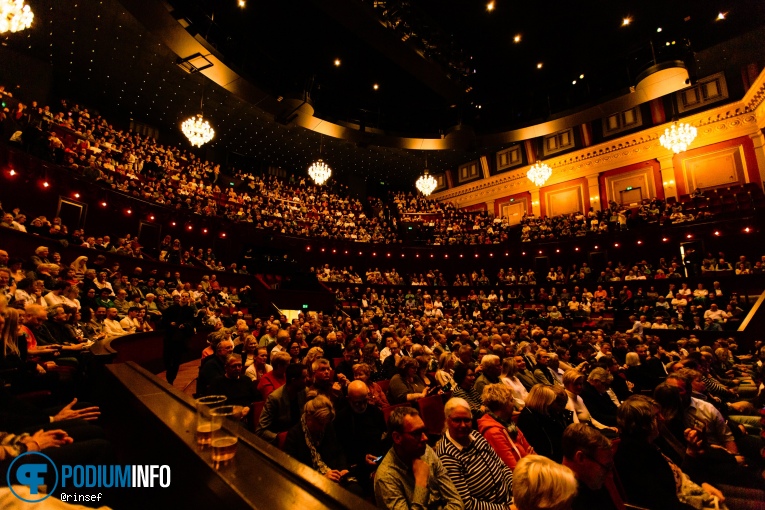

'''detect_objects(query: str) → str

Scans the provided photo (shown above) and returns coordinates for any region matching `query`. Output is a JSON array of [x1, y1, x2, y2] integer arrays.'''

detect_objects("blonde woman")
[[511, 455, 577, 510], [500, 356, 529, 408], [284, 395, 356, 488], [69, 256, 88, 280]]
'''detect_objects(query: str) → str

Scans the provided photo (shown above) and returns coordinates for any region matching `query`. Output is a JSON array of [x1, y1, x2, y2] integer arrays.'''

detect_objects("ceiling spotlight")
[[579, 74, 584, 79], [9, 169, 15, 176], [101, 202, 107, 207], [656, 27, 662, 32], [42, 181, 49, 188], [486, 1, 494, 12], [572, 80, 577, 85], [238, 0, 245, 7], [513, 34, 521, 43], [717, 12, 726, 20], [622, 17, 632, 26], [373, 83, 379, 90], [334, 58, 341, 67], [536, 62, 543, 69]]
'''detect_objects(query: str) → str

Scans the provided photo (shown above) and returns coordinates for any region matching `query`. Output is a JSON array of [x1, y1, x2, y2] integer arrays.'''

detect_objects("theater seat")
[[383, 403, 412, 425], [277, 430, 288, 450], [418, 393, 449, 436], [376, 379, 390, 396], [250, 401, 265, 431]]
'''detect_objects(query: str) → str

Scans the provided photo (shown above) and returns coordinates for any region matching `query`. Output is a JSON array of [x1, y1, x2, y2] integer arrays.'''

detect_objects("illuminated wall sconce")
[[662, 180, 675, 186]]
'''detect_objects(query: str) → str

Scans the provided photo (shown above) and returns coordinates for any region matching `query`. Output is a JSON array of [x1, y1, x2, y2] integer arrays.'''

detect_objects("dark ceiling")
[[171, 0, 765, 133], [2, 0, 764, 192]]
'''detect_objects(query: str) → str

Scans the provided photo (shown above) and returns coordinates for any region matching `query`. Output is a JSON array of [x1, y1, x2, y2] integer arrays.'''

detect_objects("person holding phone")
[[335, 381, 388, 496]]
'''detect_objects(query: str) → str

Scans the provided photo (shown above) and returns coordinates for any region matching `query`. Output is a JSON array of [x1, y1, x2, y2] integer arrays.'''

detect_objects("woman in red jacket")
[[477, 383, 534, 469]]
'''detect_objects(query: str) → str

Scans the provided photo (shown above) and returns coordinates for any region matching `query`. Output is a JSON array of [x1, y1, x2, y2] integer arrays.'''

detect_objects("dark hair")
[[388, 406, 420, 436], [561, 422, 611, 460], [452, 362, 474, 384], [53, 281, 71, 291], [285, 363, 307, 384], [617, 395, 658, 442], [653, 383, 683, 422]]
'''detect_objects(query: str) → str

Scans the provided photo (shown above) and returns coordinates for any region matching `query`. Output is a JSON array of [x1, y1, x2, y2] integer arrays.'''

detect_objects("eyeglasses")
[[584, 453, 614, 472]]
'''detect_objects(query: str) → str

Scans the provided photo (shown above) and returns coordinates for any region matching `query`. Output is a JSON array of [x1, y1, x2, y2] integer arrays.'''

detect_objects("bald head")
[[347, 380, 369, 399]]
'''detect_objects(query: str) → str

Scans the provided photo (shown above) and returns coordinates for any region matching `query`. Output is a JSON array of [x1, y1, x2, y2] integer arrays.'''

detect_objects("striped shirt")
[[434, 431, 513, 510]]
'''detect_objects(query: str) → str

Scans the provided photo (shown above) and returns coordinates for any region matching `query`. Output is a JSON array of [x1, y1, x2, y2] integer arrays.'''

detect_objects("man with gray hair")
[[435, 397, 513, 510], [374, 406, 462, 510], [581, 367, 620, 427], [474, 354, 501, 397]]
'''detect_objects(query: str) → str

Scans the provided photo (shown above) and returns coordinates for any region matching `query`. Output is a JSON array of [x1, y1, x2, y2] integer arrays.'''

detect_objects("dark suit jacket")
[[255, 385, 308, 444], [580, 381, 618, 426]]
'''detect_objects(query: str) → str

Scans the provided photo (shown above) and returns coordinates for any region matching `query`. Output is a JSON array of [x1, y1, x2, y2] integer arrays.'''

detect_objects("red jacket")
[[476, 413, 533, 469], [257, 371, 285, 400]]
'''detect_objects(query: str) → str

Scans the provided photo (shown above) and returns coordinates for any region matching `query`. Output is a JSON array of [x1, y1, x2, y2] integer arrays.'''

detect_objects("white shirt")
[[103, 319, 127, 339], [244, 363, 273, 381]]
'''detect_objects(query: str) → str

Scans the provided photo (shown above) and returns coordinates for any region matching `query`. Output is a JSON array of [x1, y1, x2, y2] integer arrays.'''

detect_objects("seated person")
[[255, 363, 309, 445], [335, 381, 388, 495], [284, 395, 361, 494], [477, 383, 534, 469], [374, 407, 462, 510], [510, 455, 577, 510], [562, 423, 619, 510], [208, 353, 262, 407], [435, 397, 513, 509]]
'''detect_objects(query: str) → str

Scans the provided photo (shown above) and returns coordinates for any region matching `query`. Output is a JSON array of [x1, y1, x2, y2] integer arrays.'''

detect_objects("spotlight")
[[74, 193, 80, 198], [9, 169, 15, 176], [43, 181, 49, 188], [127, 209, 132, 215]]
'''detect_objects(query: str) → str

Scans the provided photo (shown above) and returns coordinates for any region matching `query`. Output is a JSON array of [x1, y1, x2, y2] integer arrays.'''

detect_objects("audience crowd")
[[4, 86, 750, 253], [3, 86, 765, 510]]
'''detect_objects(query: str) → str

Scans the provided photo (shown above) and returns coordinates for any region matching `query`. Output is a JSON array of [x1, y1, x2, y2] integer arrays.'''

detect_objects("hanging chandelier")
[[659, 121, 697, 154], [0, 0, 33, 34], [416, 170, 437, 196], [308, 135, 332, 185], [527, 162, 552, 187], [181, 114, 215, 147], [308, 159, 332, 185]]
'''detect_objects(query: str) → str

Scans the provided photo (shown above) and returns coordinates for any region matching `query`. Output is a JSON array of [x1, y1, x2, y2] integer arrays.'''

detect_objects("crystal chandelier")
[[181, 114, 215, 147], [660, 121, 697, 154], [308, 158, 332, 185], [416, 170, 437, 196], [0, 0, 33, 34], [527, 162, 552, 187], [308, 135, 332, 185]]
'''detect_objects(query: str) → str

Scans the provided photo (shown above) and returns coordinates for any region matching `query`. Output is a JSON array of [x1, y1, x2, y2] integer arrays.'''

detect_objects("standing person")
[[161, 292, 195, 385], [374, 407, 463, 510]]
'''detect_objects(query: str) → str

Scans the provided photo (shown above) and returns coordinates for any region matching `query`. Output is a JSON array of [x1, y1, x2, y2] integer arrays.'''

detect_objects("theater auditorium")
[[1, 0, 765, 509]]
